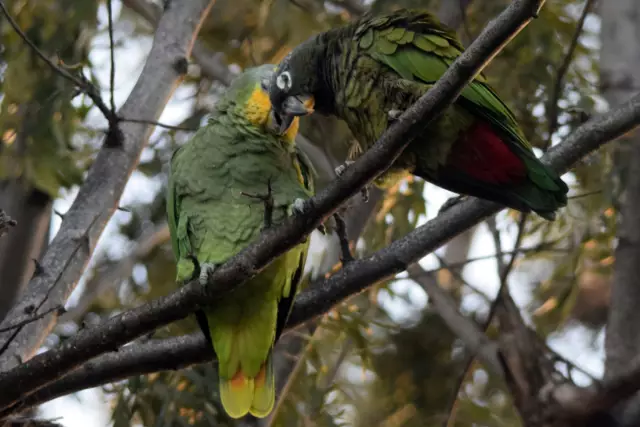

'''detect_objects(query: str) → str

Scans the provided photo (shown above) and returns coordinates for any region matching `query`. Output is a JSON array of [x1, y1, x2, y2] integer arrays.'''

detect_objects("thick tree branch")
[[0, 0, 630, 415], [122, 0, 236, 85], [0, 0, 214, 370], [5, 86, 640, 416]]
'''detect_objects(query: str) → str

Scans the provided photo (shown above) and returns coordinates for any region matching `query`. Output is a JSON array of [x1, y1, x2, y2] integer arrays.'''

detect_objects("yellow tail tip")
[[219, 364, 275, 419]]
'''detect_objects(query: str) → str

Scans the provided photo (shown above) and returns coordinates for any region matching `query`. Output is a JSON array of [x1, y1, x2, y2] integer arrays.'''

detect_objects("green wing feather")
[[355, 9, 567, 197]]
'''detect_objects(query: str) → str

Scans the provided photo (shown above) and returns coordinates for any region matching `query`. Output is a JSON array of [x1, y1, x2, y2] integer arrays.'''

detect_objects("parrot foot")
[[333, 211, 354, 264], [199, 263, 217, 286], [566, 107, 592, 125], [334, 160, 370, 203], [241, 179, 274, 230], [291, 198, 307, 216], [388, 109, 403, 122], [334, 160, 355, 177], [438, 195, 467, 215]]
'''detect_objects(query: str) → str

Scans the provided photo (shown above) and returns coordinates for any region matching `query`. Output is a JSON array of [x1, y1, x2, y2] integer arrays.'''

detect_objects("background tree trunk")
[[601, 0, 640, 424]]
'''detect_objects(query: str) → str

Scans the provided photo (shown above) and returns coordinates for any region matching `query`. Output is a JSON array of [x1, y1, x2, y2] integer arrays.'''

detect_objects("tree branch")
[[107, 0, 117, 114], [407, 264, 502, 374], [0, 0, 214, 371], [122, 0, 237, 86], [4, 81, 640, 417], [58, 223, 170, 324], [0, 0, 634, 415], [0, 0, 118, 125], [544, 0, 594, 148]]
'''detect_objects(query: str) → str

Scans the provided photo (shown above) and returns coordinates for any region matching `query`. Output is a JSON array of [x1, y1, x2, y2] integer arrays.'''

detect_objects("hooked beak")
[[269, 108, 297, 135], [282, 94, 315, 117], [270, 95, 314, 135]]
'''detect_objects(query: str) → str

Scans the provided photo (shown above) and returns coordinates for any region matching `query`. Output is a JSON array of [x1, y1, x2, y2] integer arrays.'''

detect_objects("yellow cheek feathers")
[[244, 84, 300, 143], [244, 85, 273, 126]]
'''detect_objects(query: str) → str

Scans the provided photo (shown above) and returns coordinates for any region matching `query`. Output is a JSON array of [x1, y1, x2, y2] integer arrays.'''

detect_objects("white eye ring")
[[276, 71, 292, 91]]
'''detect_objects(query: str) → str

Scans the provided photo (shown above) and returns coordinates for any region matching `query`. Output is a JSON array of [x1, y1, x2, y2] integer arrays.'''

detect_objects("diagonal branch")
[[0, 0, 117, 125], [0, 0, 214, 373], [107, 0, 117, 114], [544, 0, 595, 148]]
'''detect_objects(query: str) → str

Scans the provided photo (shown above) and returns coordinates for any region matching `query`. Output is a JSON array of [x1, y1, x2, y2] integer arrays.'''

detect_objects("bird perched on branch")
[[267, 8, 569, 220], [166, 65, 315, 419]]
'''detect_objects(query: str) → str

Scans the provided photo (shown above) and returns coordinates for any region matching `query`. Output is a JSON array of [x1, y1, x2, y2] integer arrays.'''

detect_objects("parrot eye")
[[276, 71, 292, 91]]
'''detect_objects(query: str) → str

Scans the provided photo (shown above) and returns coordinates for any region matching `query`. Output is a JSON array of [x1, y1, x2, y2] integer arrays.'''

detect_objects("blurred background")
[[0, 0, 621, 425]]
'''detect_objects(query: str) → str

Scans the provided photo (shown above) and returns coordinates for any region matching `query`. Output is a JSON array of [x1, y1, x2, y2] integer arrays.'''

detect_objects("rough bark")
[[601, 0, 640, 424], [0, 183, 51, 323], [0, 0, 215, 372]]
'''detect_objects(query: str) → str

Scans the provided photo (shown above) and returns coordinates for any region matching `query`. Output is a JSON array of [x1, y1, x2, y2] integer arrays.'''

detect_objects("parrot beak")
[[272, 110, 295, 135], [282, 95, 315, 117], [268, 109, 296, 135]]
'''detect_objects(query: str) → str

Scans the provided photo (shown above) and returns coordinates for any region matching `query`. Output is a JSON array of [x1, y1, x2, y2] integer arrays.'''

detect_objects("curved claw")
[[199, 263, 217, 286], [334, 160, 355, 177], [438, 195, 466, 215], [388, 109, 403, 122], [291, 198, 307, 216]]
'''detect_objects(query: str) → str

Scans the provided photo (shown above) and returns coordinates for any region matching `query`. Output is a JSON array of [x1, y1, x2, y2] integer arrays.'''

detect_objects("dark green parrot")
[[167, 65, 315, 418], [267, 9, 569, 220]]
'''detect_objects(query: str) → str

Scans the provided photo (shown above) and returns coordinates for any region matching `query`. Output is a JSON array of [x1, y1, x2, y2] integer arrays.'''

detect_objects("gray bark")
[[0, 0, 215, 372], [601, 0, 640, 424], [0, 182, 51, 323]]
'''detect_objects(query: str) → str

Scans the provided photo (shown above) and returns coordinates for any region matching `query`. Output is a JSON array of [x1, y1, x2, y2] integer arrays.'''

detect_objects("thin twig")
[[0, 306, 65, 333], [106, 0, 117, 113], [444, 214, 528, 426], [120, 118, 196, 132], [544, 0, 595, 149], [0, 0, 116, 123]]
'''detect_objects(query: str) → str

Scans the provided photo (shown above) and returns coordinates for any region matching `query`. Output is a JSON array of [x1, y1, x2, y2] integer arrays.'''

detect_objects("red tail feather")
[[449, 122, 526, 184]]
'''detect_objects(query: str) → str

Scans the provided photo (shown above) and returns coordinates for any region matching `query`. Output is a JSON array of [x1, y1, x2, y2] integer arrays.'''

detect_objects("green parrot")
[[167, 64, 315, 419], [267, 9, 569, 220]]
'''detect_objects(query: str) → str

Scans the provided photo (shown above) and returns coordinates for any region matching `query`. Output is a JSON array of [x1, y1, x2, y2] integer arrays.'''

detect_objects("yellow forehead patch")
[[244, 84, 273, 126]]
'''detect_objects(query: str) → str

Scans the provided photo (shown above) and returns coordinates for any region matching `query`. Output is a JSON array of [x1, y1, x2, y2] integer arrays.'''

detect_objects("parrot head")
[[267, 44, 320, 133], [222, 64, 301, 139]]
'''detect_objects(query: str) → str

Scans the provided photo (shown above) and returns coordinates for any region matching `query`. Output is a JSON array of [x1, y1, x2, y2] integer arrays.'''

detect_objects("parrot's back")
[[167, 97, 314, 419], [296, 9, 569, 219]]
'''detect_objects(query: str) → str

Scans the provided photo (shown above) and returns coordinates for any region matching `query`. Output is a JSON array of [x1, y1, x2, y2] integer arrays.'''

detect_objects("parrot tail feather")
[[249, 352, 275, 418], [219, 353, 275, 419]]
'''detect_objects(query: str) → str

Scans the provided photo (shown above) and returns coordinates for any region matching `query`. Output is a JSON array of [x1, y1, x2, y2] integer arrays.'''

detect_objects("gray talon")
[[388, 109, 403, 121], [361, 187, 370, 203], [438, 195, 465, 215], [291, 198, 306, 216], [334, 160, 355, 177], [199, 263, 217, 286]]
